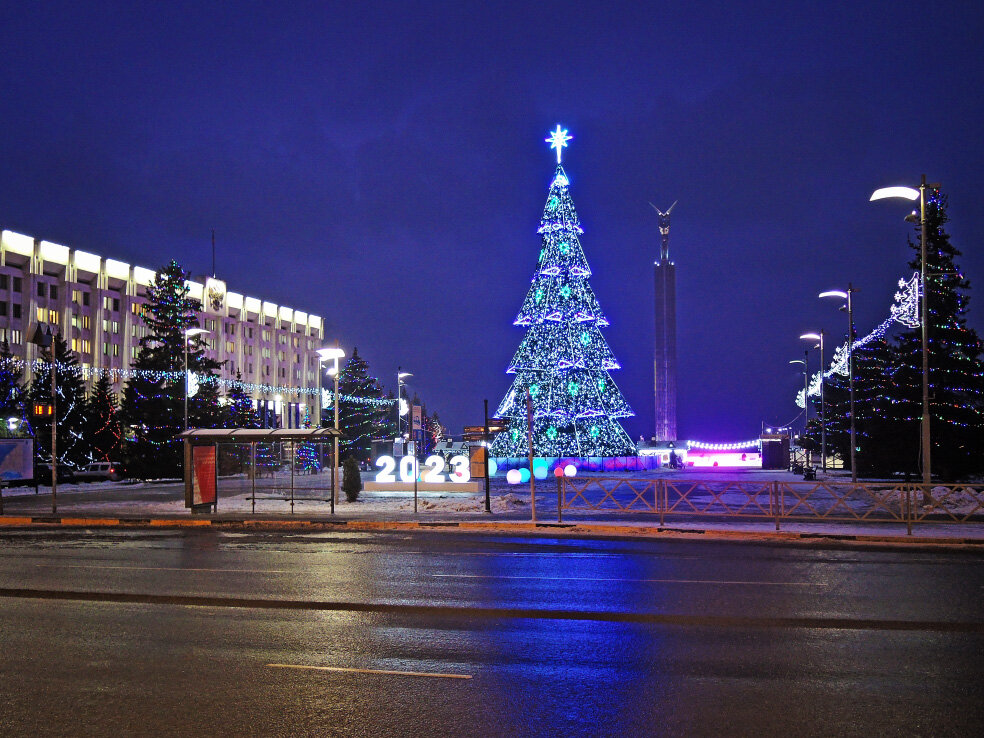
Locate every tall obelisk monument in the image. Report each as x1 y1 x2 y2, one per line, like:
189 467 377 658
651 201 678 441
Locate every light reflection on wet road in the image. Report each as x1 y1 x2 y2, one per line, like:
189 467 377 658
1 529 982 736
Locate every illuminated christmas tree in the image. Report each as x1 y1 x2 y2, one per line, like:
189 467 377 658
337 348 392 462
27 334 89 467
85 374 123 463
121 261 223 478
888 192 984 479
0 341 26 427
491 126 634 457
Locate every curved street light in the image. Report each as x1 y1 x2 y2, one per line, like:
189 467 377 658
317 346 345 507
183 328 209 431
800 331 825 472
871 176 938 486
820 287 857 482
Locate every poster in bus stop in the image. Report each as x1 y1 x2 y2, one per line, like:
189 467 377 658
192 445 217 508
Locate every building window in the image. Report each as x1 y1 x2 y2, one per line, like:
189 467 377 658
226 341 235 352
12 304 21 319
49 285 58 300
277 350 286 361
10 329 21 344
0 303 6 317
0 275 8 290
37 283 46 298
48 309 58 324
13 277 21 293
83 292 90 306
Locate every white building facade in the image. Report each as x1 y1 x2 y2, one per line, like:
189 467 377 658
0 228 327 428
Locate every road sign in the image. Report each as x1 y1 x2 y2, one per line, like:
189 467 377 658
463 419 509 441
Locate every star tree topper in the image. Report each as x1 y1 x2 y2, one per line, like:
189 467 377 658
545 125 573 163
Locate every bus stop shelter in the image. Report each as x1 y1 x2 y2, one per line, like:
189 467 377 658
178 427 344 515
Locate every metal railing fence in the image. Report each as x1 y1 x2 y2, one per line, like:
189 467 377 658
558 476 984 534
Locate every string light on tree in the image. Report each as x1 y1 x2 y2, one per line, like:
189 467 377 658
492 126 635 458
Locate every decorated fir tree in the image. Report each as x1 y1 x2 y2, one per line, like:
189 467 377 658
120 261 224 478
888 192 984 479
851 337 913 477
491 126 634 457
336 348 392 462
0 340 26 426
27 334 89 467
85 374 123 463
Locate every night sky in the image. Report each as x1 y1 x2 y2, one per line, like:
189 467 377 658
2 1 982 441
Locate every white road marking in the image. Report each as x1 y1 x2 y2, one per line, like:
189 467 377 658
267 664 472 679
432 574 825 586
36 564 291 574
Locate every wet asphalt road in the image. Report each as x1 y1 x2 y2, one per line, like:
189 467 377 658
1 529 982 737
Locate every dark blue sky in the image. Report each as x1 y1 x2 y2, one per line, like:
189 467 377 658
2 1 982 440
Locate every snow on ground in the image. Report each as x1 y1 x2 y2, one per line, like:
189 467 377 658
2 469 981 536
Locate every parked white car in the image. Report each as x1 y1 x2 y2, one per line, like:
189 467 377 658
75 462 122 482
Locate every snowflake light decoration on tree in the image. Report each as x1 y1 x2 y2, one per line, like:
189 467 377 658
491 126 634 457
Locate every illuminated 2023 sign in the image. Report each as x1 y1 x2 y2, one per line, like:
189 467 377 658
374 455 470 484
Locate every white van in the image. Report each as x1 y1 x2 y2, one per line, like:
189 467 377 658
75 462 122 482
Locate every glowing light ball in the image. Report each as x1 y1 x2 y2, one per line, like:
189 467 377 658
519 468 531 483
564 464 577 477
488 459 498 476
554 466 565 478
533 461 548 480
506 469 522 484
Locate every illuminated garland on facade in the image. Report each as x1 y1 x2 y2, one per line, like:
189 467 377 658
20 359 395 406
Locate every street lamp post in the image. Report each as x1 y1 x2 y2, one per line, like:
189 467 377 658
871 177 937 485
790 353 809 471
820 287 857 482
317 347 345 507
183 328 209 431
397 369 412 447
30 323 56 513
800 331 825 472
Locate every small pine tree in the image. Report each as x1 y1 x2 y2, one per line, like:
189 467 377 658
86 374 123 463
341 454 362 502
27 334 89 468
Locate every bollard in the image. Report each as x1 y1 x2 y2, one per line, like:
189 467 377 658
773 481 781 532
556 474 563 523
